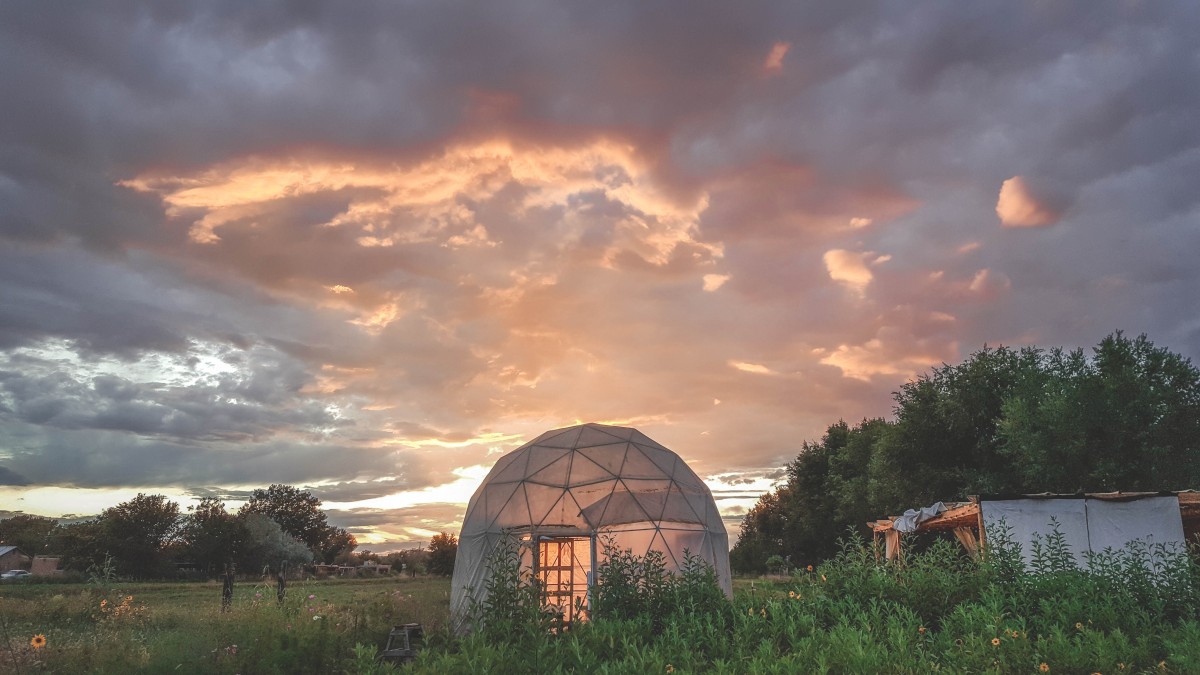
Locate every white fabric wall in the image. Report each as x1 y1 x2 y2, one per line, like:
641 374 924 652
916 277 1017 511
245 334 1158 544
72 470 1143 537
981 498 1090 568
980 496 1184 570
1086 496 1185 563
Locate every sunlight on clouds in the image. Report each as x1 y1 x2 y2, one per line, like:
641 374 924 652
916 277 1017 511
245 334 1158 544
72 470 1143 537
0 486 198 519
848 217 873 229
763 41 791 73
122 140 714 266
818 338 951 382
702 273 731 291
823 249 887 297
349 302 402 334
729 360 775 375
996 176 1060 228
383 432 525 450
327 464 491 512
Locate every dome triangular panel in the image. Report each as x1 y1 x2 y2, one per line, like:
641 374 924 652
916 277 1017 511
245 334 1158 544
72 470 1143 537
575 424 629 448
534 426 584 449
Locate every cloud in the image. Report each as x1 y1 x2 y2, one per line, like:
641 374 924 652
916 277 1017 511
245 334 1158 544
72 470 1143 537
823 249 890 297
763 41 791 74
2 2 1200 547
996 176 1061 228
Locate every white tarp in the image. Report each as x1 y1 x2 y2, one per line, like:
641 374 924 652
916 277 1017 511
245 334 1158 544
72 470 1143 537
980 496 1184 570
1086 496 1185 563
893 501 948 533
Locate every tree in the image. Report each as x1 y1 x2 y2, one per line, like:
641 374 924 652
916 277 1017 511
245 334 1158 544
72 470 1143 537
427 532 458 576
238 513 313 573
239 484 355 563
319 527 357 565
0 514 57 555
179 497 245 575
731 333 1200 573
98 493 181 578
45 520 106 572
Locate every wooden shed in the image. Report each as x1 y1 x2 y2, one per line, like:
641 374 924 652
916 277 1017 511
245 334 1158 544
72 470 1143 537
870 491 1200 563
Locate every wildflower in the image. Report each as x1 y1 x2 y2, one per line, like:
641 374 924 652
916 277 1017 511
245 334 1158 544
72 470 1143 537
918 627 926 635
760 608 766 617
954 639 963 647
99 599 108 608
308 594 316 600
1075 622 1083 630
788 591 796 598
255 591 262 598
313 615 321 621
748 607 754 616
1040 664 1049 672
1119 665 1126 671
30 634 46 649
991 638 1000 646
806 565 814 572
666 666 675 674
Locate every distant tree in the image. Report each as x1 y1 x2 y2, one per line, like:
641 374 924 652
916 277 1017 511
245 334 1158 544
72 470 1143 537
386 548 428 577
427 532 458 576
317 527 357 565
238 513 313 573
45 520 106 571
179 497 245 575
0 514 57 556
239 484 355 563
98 493 181 578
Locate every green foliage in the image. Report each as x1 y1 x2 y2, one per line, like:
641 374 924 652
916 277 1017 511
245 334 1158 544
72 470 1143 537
99 493 182 579
239 484 357 564
426 533 458 577
421 534 1200 672
733 332 1200 572
239 513 313 573
0 513 57 556
178 497 244 575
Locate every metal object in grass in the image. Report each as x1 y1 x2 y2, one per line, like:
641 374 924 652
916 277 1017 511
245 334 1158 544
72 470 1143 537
380 623 423 664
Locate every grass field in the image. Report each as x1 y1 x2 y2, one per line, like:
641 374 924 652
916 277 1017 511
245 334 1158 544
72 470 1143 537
4 536 1200 673
0 575 450 673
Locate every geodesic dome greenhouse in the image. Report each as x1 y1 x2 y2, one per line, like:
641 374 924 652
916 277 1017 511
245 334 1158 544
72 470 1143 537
450 423 732 626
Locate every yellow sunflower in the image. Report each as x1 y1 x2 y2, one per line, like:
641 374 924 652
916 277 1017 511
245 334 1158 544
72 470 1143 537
991 637 1001 646
30 634 47 649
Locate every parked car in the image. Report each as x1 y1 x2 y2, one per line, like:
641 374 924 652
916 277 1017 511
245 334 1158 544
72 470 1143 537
1 569 31 580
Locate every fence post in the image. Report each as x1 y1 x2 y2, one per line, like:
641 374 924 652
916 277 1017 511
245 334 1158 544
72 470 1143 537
221 564 235 612
277 562 287 606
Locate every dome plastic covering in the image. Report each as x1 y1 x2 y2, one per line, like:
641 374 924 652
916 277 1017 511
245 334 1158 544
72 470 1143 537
450 423 732 625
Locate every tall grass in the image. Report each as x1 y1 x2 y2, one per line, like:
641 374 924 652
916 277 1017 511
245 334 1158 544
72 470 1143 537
420 532 1200 673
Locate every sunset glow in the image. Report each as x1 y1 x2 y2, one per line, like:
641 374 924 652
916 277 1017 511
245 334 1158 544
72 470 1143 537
2 4 1198 552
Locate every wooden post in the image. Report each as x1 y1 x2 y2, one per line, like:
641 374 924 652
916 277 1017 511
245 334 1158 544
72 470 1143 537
221 564 234 612
276 562 287 606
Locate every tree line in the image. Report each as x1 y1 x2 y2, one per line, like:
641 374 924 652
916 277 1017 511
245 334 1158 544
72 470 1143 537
0 484 358 578
731 332 1200 573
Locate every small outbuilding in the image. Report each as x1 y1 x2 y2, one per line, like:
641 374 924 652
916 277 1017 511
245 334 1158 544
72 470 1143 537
871 491 1200 568
0 545 31 572
451 423 731 627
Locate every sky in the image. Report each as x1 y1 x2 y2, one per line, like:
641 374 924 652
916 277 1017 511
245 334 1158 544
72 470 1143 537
2 2 1199 551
